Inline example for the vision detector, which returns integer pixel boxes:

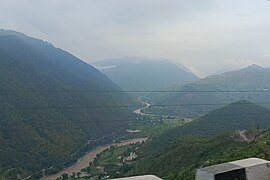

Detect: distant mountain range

[149,64,270,116]
[92,57,198,94]
[0,30,136,178]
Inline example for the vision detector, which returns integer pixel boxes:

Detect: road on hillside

[238,130,251,143]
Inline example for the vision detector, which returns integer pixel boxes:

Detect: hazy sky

[1,0,270,76]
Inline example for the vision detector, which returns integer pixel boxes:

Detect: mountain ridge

[149,64,270,116]
[92,57,198,93]
[0,30,136,178]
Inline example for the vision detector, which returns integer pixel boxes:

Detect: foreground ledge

[196,158,270,180]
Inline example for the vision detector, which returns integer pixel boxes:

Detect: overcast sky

[1,0,270,76]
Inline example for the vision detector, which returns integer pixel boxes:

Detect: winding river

[40,98,150,180]
[133,98,151,115]
[41,137,148,180]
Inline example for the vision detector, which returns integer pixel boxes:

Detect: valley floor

[41,138,148,180]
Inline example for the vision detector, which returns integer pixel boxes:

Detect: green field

[118,114,191,141]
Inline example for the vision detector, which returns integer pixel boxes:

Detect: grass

[119,114,190,140]
[96,145,134,166]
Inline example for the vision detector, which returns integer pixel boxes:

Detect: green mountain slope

[128,130,270,180]
[92,57,198,93]
[142,101,270,154]
[125,102,270,179]
[0,30,136,178]
[179,100,270,136]
[149,64,270,116]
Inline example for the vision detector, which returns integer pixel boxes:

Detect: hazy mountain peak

[155,63,270,117]
[0,29,55,49]
[206,64,267,80]
[0,29,25,36]
[92,57,198,91]
[233,100,252,104]
[245,64,264,70]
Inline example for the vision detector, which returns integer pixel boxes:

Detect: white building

[196,158,270,180]
[123,152,138,162]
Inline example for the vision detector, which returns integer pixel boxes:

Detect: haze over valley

[1,1,270,180]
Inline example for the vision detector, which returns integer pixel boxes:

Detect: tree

[61,173,68,180]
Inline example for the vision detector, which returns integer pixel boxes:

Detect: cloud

[93,65,117,70]
[0,0,270,76]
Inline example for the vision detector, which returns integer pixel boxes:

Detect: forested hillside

[122,101,270,179]
[0,30,136,178]
[140,101,270,155]
[128,130,270,180]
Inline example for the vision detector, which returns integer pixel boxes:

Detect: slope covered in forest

[0,30,136,178]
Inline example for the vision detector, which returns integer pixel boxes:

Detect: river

[41,137,148,180]
[133,98,151,115]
